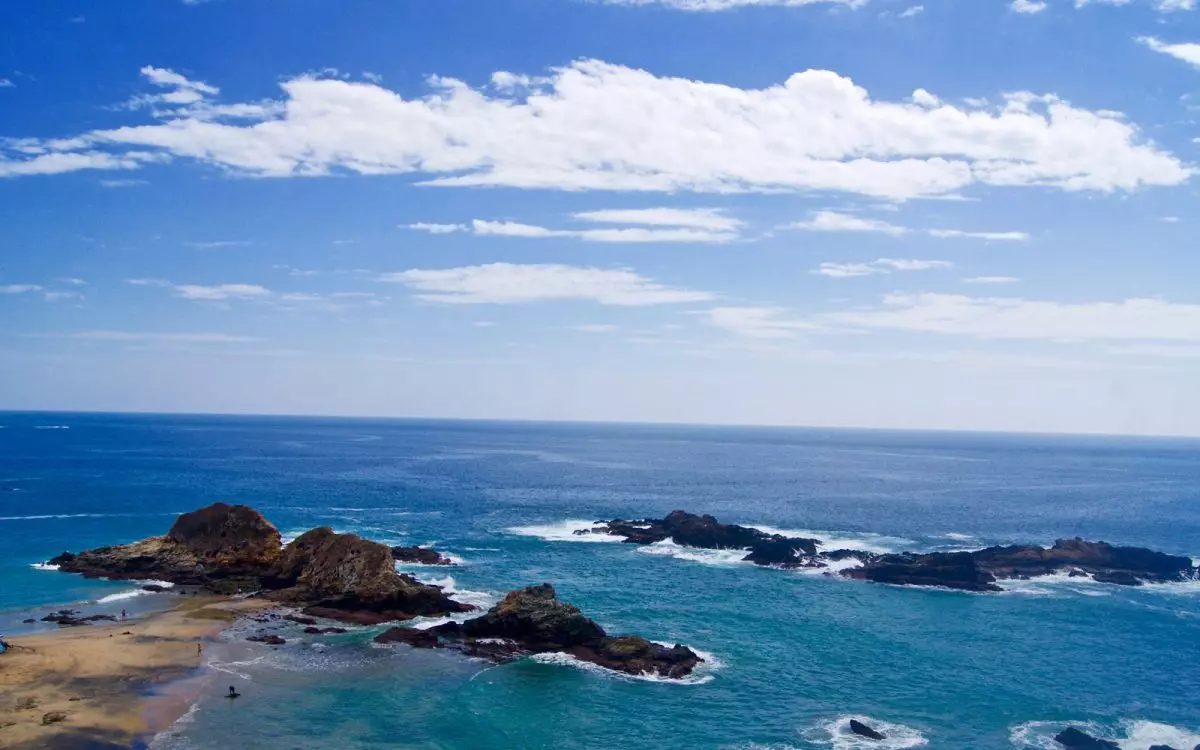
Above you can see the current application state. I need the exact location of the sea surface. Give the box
[2,412,1199,750]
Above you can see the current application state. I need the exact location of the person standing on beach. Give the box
[197,642,203,657]
[121,608,126,620]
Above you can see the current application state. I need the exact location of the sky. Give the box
[1,0,1199,436]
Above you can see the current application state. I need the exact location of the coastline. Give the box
[0,595,268,750]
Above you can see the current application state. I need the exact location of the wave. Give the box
[750,526,913,555]
[30,562,61,571]
[504,519,624,543]
[942,532,975,542]
[34,425,70,430]
[997,570,1200,598]
[1010,719,1200,749]
[405,574,500,629]
[527,650,716,685]
[636,539,751,567]
[800,715,929,749]
[95,581,175,604]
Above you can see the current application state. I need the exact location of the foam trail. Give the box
[1119,719,1200,749]
[528,651,715,685]
[96,580,176,604]
[750,526,913,555]
[504,520,623,543]
[34,425,70,430]
[801,715,928,749]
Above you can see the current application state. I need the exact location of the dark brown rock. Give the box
[842,552,1003,592]
[374,627,439,648]
[246,634,286,645]
[141,584,170,592]
[283,614,318,626]
[849,719,886,741]
[973,538,1194,584]
[41,711,67,725]
[1054,727,1119,749]
[391,546,455,566]
[303,626,348,634]
[1091,570,1144,586]
[15,697,38,711]
[568,636,701,679]
[449,584,605,649]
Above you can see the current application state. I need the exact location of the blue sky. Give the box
[2,0,1199,435]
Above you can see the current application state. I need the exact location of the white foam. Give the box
[30,562,61,571]
[791,556,864,577]
[2,513,117,521]
[408,574,499,625]
[95,580,175,604]
[528,650,715,685]
[34,425,70,430]
[942,532,975,542]
[207,654,267,681]
[504,520,624,543]
[636,539,751,567]
[801,716,928,749]
[751,526,912,555]
[1009,719,1200,750]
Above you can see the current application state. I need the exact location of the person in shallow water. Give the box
[227,686,240,699]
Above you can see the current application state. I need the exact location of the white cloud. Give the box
[789,211,909,235]
[927,229,1030,241]
[362,72,384,83]
[470,219,738,243]
[1078,0,1192,9]
[572,207,741,232]
[100,178,147,188]
[596,0,863,9]
[57,277,87,286]
[473,321,496,328]
[43,291,84,302]
[899,5,924,17]
[0,78,13,88]
[2,61,1187,199]
[381,263,714,306]
[705,307,824,339]
[0,151,151,178]
[1011,0,1049,12]
[0,284,43,294]
[1138,36,1200,69]
[787,210,1028,240]
[1160,216,1181,222]
[569,324,619,332]
[406,222,467,234]
[182,240,252,249]
[811,257,952,277]
[963,276,1019,284]
[172,283,272,301]
[825,293,1200,342]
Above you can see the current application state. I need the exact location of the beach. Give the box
[0,596,264,750]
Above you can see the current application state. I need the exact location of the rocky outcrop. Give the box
[849,719,887,740]
[391,546,455,566]
[267,527,471,625]
[1054,727,1119,749]
[247,634,286,645]
[579,511,820,569]
[376,584,703,680]
[973,538,1194,585]
[48,503,472,625]
[39,610,117,627]
[842,552,1003,592]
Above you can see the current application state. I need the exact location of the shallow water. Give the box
[1,412,1198,749]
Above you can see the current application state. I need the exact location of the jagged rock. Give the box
[40,610,117,627]
[48,504,472,626]
[141,584,170,592]
[849,719,887,740]
[391,546,455,566]
[247,634,286,645]
[429,584,703,679]
[1053,727,1119,749]
[21,618,35,623]
[374,627,439,648]
[842,552,1003,592]
[41,711,67,725]
[1147,745,1180,750]
[267,527,472,624]
[302,625,347,634]
[283,614,318,625]
[973,538,1194,584]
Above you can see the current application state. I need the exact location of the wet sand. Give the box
[0,596,268,749]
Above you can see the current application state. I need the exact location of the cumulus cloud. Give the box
[826,293,1200,342]
[1011,0,1048,12]
[898,5,924,17]
[811,258,952,277]
[787,210,1029,240]
[1,61,1187,199]
[406,222,467,234]
[1138,36,1200,68]
[381,263,714,306]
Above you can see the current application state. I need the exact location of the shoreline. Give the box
[0,595,269,749]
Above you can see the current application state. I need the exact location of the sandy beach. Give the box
[0,596,267,750]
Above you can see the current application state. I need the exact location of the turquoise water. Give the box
[1,412,1199,749]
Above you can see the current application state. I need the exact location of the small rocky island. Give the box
[375,584,702,679]
[48,502,472,625]
[577,511,1198,592]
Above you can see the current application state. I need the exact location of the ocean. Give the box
[1,411,1198,749]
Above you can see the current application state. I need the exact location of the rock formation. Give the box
[48,503,471,625]
[843,552,1003,592]
[391,546,455,566]
[849,719,887,741]
[374,584,703,680]
[972,538,1194,584]
[1054,727,1119,749]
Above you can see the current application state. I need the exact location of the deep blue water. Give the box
[2,412,1199,750]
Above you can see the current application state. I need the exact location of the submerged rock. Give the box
[49,503,473,626]
[1053,727,1119,749]
[391,545,455,566]
[421,584,703,680]
[842,552,1003,592]
[849,719,887,740]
